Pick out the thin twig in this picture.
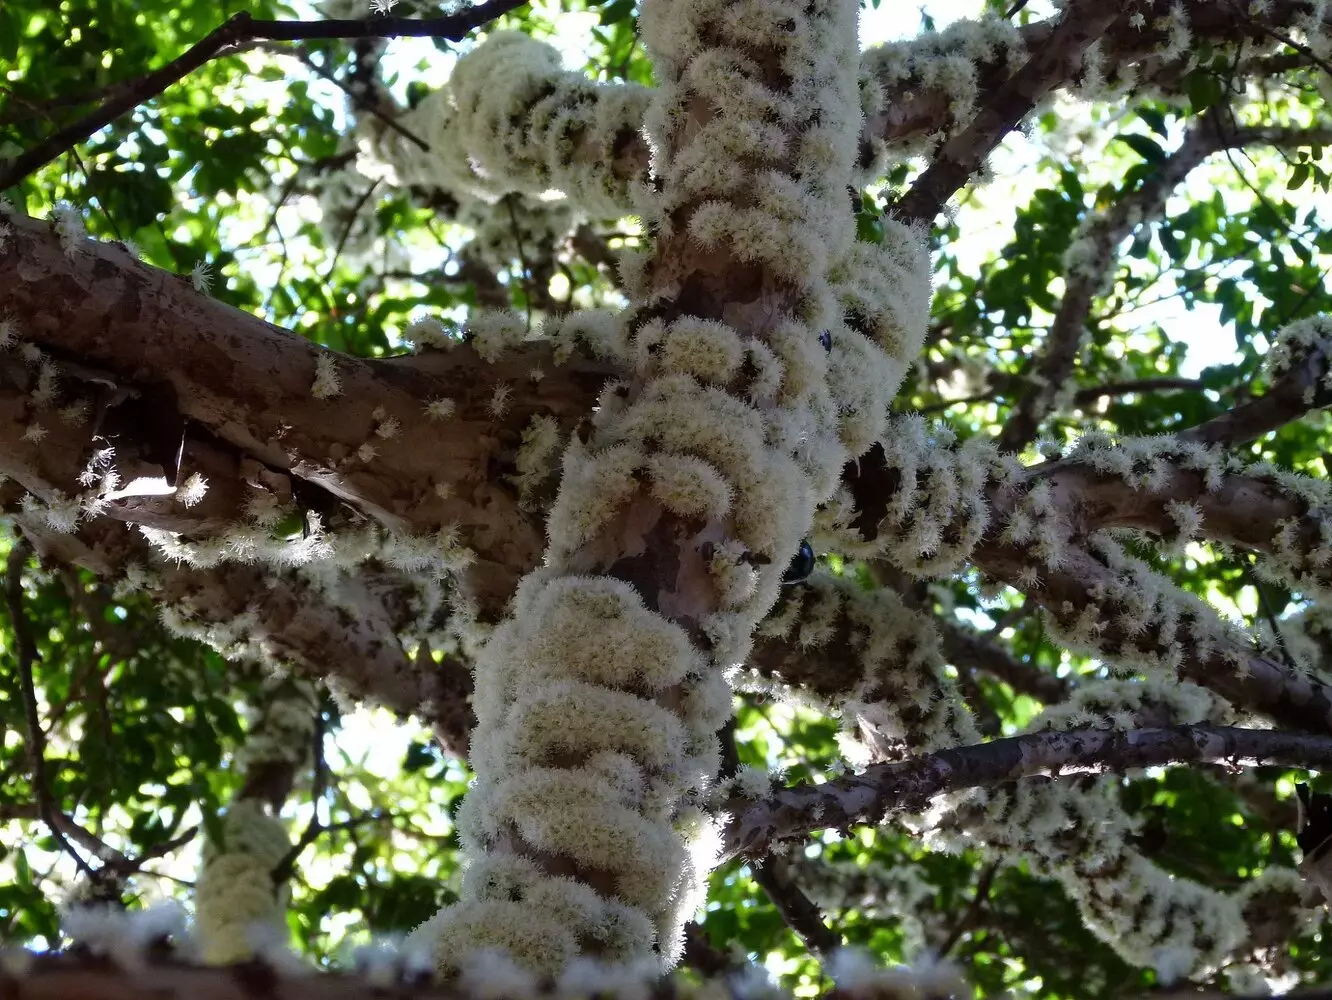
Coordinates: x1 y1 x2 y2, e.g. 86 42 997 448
716 720 842 960
749 855 843 957
270 707 328 884
1242 555 1299 672
0 1 528 191
1225 0 1332 79
275 44 429 152
939 861 999 957
723 724 1332 860
67 148 123 241
3 537 98 882
324 180 380 281
502 193 535 332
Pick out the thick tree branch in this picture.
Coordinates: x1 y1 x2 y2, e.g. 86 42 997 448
973 540 1332 733
1016 458 1310 556
867 0 1332 159
721 724 1332 859
889 0 1121 226
936 619 1071 704
9 511 475 753
0 954 462 1000
1181 332 1332 447
843 437 1332 733
0 210 613 618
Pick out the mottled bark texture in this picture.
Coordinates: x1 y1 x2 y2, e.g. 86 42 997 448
0 210 612 621
722 725 1332 859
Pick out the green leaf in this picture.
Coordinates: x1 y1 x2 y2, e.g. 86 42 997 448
856 212 884 244
1115 133 1167 164
1137 107 1169 138
403 741 436 773
1186 70 1225 114
600 0 634 24
15 848 31 889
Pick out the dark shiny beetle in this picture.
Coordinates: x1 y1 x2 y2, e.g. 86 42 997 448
782 540 815 585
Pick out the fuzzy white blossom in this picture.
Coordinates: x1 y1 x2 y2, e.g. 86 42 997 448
406 0 929 978
190 261 212 293
51 203 87 258
178 473 209 508
311 354 342 399
194 800 292 964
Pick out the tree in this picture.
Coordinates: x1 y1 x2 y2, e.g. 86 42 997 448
4 0 1332 996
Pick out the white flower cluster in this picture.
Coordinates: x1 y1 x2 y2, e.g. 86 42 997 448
194 799 292 964
829 227 933 456
0 311 97 453
141 485 472 583
1031 675 1235 733
355 13 1057 221
1264 510 1332 602
945 680 1263 980
829 948 966 1000
158 603 264 663
1043 531 1250 681
1064 429 1224 493
1073 851 1246 983
509 414 564 507
194 680 318 964
826 415 1004 576
232 676 320 775
750 571 978 758
1262 313 1332 405
1157 3 1194 65
365 32 650 219
544 309 629 366
17 490 83 534
1296 0 1332 58
311 354 342 399
1279 602 1332 678
858 16 1027 157
62 901 191 967
800 860 936 959
141 510 333 573
957 770 1249 980
456 192 577 274
1062 202 1146 291
409 0 935 977
407 574 731 974
51 202 89 259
